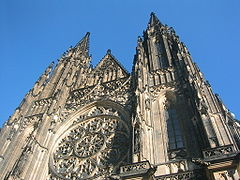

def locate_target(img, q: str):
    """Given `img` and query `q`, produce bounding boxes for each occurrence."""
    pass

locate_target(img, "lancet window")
[156,42,169,69]
[166,108,184,150]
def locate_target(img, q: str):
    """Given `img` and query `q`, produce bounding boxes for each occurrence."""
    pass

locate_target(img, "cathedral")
[0,13,240,180]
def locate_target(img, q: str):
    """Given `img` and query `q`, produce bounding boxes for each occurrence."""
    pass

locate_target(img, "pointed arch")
[162,91,184,150]
[48,100,131,179]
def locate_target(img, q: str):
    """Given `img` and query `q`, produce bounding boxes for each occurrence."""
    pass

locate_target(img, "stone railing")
[119,161,153,178]
[202,144,234,159]
[120,161,151,174]
[155,170,204,180]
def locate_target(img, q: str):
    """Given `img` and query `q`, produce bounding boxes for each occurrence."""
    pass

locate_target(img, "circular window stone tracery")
[74,132,105,158]
[50,112,130,180]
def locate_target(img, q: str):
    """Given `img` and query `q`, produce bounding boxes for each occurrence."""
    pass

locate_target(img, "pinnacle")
[107,49,111,54]
[74,32,90,52]
[137,36,143,42]
[149,12,162,27]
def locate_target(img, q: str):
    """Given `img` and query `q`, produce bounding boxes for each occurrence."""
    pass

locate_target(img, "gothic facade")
[0,13,239,180]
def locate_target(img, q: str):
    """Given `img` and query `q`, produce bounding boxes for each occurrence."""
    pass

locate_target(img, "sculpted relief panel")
[49,105,131,179]
[66,77,131,110]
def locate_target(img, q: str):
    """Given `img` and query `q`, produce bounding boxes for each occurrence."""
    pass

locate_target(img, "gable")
[94,51,129,81]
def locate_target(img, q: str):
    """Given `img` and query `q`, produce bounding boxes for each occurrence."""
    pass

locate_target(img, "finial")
[107,49,111,54]
[149,12,161,27]
[150,12,155,16]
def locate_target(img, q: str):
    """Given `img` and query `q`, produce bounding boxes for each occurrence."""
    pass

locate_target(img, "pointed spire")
[60,32,91,61]
[74,32,90,55]
[149,12,162,27]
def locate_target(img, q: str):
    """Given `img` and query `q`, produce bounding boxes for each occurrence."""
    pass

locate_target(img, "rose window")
[74,133,104,158]
[50,114,130,179]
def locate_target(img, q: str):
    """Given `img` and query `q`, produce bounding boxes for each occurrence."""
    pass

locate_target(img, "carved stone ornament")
[65,77,132,116]
[150,85,177,102]
[49,108,130,179]
[155,170,202,180]
[202,144,234,159]
[162,95,169,110]
[168,149,187,160]
[20,114,43,131]
[31,62,54,97]
[133,121,141,154]
[191,158,210,166]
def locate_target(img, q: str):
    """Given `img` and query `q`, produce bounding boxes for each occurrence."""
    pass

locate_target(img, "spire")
[57,32,91,67]
[74,32,90,56]
[149,12,162,27]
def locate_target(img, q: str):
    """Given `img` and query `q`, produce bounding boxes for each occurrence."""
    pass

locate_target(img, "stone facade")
[0,13,239,180]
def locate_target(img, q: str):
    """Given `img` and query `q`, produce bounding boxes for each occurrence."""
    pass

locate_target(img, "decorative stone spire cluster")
[0,13,239,180]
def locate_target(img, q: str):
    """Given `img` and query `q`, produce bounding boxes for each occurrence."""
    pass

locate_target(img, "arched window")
[166,108,184,150]
[156,38,169,69]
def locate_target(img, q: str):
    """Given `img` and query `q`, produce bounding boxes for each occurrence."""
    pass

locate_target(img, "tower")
[0,13,239,180]
[131,13,240,179]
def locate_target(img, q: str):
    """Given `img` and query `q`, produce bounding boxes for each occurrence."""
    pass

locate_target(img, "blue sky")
[0,0,239,127]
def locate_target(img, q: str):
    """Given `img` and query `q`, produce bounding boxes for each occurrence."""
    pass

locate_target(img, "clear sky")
[0,0,239,127]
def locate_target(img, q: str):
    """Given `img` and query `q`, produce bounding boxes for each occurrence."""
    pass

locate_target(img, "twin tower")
[0,13,239,180]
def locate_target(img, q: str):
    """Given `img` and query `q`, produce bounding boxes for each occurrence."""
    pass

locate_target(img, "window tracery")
[166,108,184,150]
[162,93,184,151]
[49,105,130,180]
